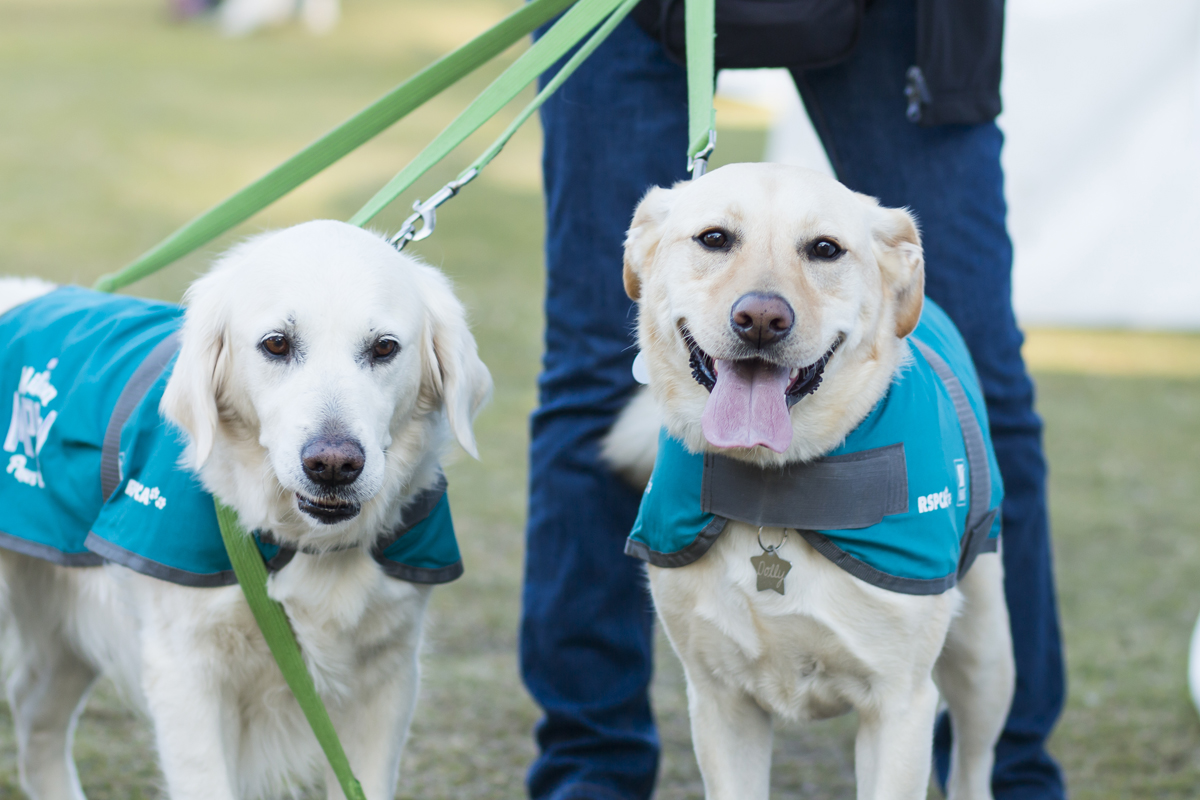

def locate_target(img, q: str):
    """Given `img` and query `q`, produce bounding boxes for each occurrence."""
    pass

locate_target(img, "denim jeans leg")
[792,0,1068,796]
[522,17,690,800]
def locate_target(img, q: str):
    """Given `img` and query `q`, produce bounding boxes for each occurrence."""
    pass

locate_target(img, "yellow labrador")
[606,164,1014,800]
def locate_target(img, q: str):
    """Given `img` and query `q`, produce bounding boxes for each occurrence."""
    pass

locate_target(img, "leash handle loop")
[215,501,367,800]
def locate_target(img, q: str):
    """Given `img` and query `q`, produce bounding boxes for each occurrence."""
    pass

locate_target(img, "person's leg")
[790,0,1067,797]
[523,17,689,800]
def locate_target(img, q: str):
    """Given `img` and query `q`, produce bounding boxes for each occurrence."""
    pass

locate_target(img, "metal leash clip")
[688,130,717,180]
[389,168,479,251]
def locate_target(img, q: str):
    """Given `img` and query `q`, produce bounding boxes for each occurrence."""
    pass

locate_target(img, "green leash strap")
[374,0,640,250]
[214,501,367,800]
[684,0,716,175]
[93,0,577,294]
[365,0,709,239]
[349,0,628,227]
[465,0,641,189]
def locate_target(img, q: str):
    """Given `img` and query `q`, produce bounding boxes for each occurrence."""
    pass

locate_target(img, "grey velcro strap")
[100,332,181,501]
[702,443,908,531]
[910,340,991,540]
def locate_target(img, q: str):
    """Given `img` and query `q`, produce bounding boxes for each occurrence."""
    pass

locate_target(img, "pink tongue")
[702,359,794,453]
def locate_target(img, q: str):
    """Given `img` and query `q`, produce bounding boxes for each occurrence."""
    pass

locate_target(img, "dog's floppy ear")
[870,203,925,338]
[160,266,233,469]
[414,264,493,459]
[623,185,677,301]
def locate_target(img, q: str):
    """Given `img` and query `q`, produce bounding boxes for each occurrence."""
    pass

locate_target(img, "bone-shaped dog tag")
[751,550,791,595]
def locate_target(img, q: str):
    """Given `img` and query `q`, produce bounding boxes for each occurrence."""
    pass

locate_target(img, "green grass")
[2,0,1200,796]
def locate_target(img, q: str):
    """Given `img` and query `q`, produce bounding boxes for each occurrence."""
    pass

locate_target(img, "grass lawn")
[2,0,1200,796]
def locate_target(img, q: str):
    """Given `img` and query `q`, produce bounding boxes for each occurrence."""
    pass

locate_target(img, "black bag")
[909,0,1003,125]
[632,0,1004,126]
[630,0,866,71]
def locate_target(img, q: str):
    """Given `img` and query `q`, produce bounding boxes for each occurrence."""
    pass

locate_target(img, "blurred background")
[0,0,1198,796]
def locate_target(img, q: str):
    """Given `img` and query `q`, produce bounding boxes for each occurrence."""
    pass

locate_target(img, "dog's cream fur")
[0,220,492,800]
[606,164,1015,800]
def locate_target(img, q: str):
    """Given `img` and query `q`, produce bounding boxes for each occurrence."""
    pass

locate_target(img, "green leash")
[685,0,716,175]
[351,0,636,228]
[93,0,577,293]
[94,0,707,292]
[214,502,367,800]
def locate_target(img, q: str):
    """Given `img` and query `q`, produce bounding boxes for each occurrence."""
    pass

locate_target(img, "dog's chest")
[129,552,430,706]
[268,550,431,674]
[649,523,953,721]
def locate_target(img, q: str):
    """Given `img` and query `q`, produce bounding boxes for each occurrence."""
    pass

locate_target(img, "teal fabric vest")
[0,287,463,587]
[627,301,1003,595]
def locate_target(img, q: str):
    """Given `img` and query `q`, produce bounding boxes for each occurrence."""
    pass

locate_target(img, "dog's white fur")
[0,220,492,800]
[606,164,1015,800]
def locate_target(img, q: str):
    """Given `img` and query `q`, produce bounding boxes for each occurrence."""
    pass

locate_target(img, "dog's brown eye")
[261,335,290,357]
[697,229,731,250]
[809,238,843,260]
[372,338,399,360]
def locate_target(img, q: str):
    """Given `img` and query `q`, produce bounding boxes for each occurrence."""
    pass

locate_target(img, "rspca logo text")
[3,359,60,489]
[917,487,953,514]
[125,479,167,510]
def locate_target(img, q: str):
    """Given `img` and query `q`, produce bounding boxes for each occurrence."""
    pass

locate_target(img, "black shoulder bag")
[630,0,1004,126]
[630,0,865,71]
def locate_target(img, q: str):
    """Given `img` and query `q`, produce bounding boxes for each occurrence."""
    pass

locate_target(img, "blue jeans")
[521,0,1067,797]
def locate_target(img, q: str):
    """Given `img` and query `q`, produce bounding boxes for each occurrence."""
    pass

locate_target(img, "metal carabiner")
[389,168,479,252]
[688,130,717,180]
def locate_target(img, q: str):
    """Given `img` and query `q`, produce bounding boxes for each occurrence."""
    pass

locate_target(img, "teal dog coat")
[0,286,463,587]
[627,301,1003,595]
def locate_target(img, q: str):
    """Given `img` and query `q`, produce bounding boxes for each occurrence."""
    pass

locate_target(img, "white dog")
[605,164,1015,800]
[0,220,491,800]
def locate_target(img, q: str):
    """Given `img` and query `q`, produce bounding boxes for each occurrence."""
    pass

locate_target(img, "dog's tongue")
[702,359,793,453]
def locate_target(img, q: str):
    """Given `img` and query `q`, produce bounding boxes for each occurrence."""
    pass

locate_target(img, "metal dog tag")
[751,550,791,595]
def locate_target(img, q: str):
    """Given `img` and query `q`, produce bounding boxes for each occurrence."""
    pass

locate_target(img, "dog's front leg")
[933,554,1014,800]
[853,676,940,800]
[324,651,421,800]
[684,666,773,800]
[140,625,241,799]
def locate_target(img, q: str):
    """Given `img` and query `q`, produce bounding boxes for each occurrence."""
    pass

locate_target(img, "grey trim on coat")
[624,514,729,568]
[84,531,238,587]
[99,331,181,501]
[794,528,959,595]
[0,529,106,567]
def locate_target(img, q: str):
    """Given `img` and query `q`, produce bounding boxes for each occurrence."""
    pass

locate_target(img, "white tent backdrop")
[715,0,1200,330]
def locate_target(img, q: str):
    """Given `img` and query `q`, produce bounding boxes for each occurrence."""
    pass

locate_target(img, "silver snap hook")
[756,526,788,555]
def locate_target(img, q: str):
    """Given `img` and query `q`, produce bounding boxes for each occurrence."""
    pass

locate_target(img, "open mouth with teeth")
[296,493,361,524]
[682,327,842,453]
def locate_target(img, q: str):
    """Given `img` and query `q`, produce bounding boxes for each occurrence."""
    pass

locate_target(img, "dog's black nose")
[730,293,794,347]
[301,437,365,487]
